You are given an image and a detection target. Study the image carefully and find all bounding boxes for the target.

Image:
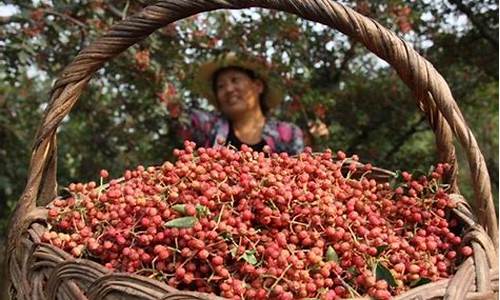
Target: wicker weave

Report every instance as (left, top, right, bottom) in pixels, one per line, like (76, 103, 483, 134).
(5, 0, 498, 299)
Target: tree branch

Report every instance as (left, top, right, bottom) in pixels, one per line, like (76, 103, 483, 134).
(311, 40, 358, 91)
(0, 9, 87, 33)
(107, 3, 126, 19)
(330, 40, 358, 84)
(346, 116, 389, 154)
(43, 9, 87, 28)
(447, 0, 498, 50)
(0, 15, 27, 26)
(383, 115, 427, 161)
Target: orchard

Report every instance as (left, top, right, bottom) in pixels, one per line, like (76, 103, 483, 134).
(42, 141, 471, 299)
(1, 1, 497, 300)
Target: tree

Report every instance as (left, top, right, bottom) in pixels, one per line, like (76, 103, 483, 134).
(0, 0, 497, 238)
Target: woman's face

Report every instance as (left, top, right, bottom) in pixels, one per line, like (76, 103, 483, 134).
(214, 68, 264, 118)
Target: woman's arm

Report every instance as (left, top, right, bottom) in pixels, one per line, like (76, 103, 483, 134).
(170, 107, 219, 148)
(284, 123, 305, 155)
(267, 121, 304, 155)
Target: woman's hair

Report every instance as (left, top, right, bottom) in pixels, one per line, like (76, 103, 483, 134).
(211, 66, 269, 115)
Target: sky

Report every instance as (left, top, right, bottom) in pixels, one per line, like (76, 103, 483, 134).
(0, 1, 475, 80)
(0, 4, 18, 16)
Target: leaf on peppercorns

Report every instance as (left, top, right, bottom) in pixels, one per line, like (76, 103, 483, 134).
(241, 249, 258, 265)
(221, 232, 234, 242)
(310, 264, 321, 272)
(375, 262, 397, 288)
(347, 266, 358, 276)
(326, 246, 339, 262)
(195, 204, 210, 217)
(376, 245, 388, 256)
(409, 277, 431, 287)
(171, 204, 186, 215)
(165, 216, 198, 228)
(389, 170, 403, 189)
(412, 168, 427, 180)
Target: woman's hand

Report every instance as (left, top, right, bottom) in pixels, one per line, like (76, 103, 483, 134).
(308, 119, 329, 138)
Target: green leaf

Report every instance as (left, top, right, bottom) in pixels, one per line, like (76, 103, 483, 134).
(376, 245, 388, 256)
(389, 170, 402, 189)
(195, 204, 210, 217)
(18, 52, 29, 64)
(375, 263, 397, 288)
(412, 168, 427, 180)
(171, 204, 186, 215)
(410, 277, 431, 287)
(241, 250, 258, 265)
(326, 246, 339, 262)
(165, 216, 197, 228)
(347, 266, 358, 276)
(221, 232, 234, 242)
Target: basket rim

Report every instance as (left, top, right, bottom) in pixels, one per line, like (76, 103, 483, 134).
(16, 193, 497, 300)
(7, 1, 498, 293)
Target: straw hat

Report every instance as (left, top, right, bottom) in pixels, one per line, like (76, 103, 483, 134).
(192, 52, 284, 110)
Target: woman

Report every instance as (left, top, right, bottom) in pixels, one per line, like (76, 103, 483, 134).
(177, 52, 304, 155)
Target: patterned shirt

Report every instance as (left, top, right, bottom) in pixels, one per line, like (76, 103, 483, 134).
(178, 109, 304, 155)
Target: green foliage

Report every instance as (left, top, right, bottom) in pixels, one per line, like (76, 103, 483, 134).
(164, 217, 198, 228)
(0, 0, 498, 236)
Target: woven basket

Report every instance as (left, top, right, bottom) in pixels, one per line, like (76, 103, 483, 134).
(5, 1, 498, 299)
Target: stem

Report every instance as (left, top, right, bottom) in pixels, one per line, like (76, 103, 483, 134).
(212, 204, 226, 233)
(179, 255, 195, 268)
(331, 269, 362, 298)
(267, 264, 293, 296)
(289, 213, 305, 234)
(347, 224, 360, 246)
(134, 268, 160, 278)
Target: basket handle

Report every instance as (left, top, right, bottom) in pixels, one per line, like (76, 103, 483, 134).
(8, 0, 497, 249)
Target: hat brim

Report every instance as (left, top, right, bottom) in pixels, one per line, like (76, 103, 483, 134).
(192, 52, 284, 111)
